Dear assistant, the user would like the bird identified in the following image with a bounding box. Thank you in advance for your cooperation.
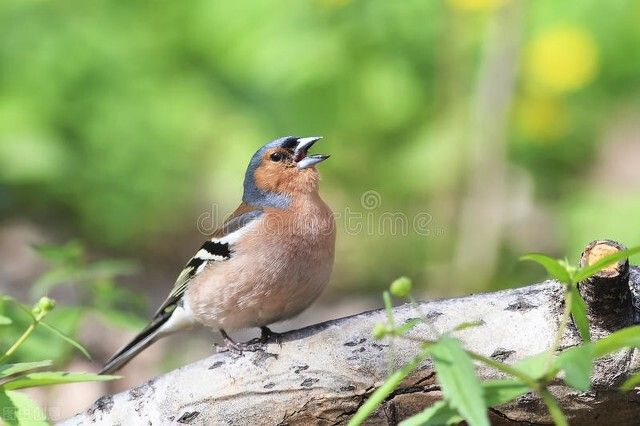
[100,136,336,374]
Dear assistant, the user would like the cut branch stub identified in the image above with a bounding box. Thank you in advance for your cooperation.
[578,239,633,334]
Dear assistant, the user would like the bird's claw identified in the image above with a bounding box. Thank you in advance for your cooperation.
[215,327,283,355]
[216,328,265,355]
[215,340,264,355]
[259,326,284,346]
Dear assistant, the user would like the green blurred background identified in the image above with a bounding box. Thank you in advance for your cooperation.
[2,0,640,412]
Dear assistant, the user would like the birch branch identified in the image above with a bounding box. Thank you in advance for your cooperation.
[62,240,640,425]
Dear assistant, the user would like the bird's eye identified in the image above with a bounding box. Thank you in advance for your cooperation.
[270,152,284,162]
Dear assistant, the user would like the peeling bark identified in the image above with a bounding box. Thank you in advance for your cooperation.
[61,246,640,426]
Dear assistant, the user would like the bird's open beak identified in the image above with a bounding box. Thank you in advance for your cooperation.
[294,136,329,169]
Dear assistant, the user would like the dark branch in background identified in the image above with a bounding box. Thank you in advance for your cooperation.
[62,240,640,426]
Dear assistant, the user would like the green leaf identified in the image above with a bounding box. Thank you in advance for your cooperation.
[31,241,84,265]
[393,318,421,336]
[399,400,462,426]
[555,345,593,391]
[513,351,552,380]
[482,379,530,405]
[0,389,48,425]
[400,380,530,426]
[452,320,484,332]
[31,267,85,295]
[87,260,139,277]
[1,297,36,321]
[573,247,640,283]
[348,349,431,426]
[593,326,640,357]
[520,254,571,283]
[540,389,567,426]
[2,371,120,390]
[5,307,84,363]
[621,372,640,391]
[400,379,531,426]
[32,260,138,295]
[429,337,489,426]
[38,321,91,360]
[569,286,590,343]
[0,315,12,325]
[0,361,53,379]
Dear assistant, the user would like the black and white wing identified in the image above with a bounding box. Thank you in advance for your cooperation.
[100,205,263,374]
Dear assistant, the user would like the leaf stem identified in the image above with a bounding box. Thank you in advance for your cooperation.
[382,291,396,376]
[465,350,539,390]
[540,388,568,426]
[348,348,431,426]
[545,287,573,373]
[0,322,37,363]
[397,335,539,390]
[0,311,46,364]
[408,295,440,338]
[383,291,394,325]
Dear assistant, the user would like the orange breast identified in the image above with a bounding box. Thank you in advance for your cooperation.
[185,193,336,330]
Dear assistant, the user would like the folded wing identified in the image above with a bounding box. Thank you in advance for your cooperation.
[100,204,264,374]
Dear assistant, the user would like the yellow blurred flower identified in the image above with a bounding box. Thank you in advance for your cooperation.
[448,0,506,12]
[526,26,599,94]
[516,96,568,141]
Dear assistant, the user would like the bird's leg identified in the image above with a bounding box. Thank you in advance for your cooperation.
[217,329,242,354]
[243,326,283,348]
[216,329,263,354]
[259,326,283,345]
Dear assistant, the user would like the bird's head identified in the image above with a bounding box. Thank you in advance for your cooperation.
[243,136,329,208]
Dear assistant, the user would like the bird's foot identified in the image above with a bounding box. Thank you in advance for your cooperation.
[259,326,283,345]
[243,326,283,349]
[216,329,265,355]
[215,340,264,355]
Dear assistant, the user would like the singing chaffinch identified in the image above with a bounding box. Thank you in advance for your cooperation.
[101,136,335,374]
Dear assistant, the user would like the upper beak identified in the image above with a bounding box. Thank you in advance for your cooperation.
[294,136,329,169]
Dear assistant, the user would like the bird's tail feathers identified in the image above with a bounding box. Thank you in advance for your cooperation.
[100,304,194,375]
[99,327,161,375]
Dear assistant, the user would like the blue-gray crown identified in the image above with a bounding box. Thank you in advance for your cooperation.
[243,136,298,208]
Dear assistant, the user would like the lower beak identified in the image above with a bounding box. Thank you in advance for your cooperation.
[294,136,329,169]
[297,154,330,169]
